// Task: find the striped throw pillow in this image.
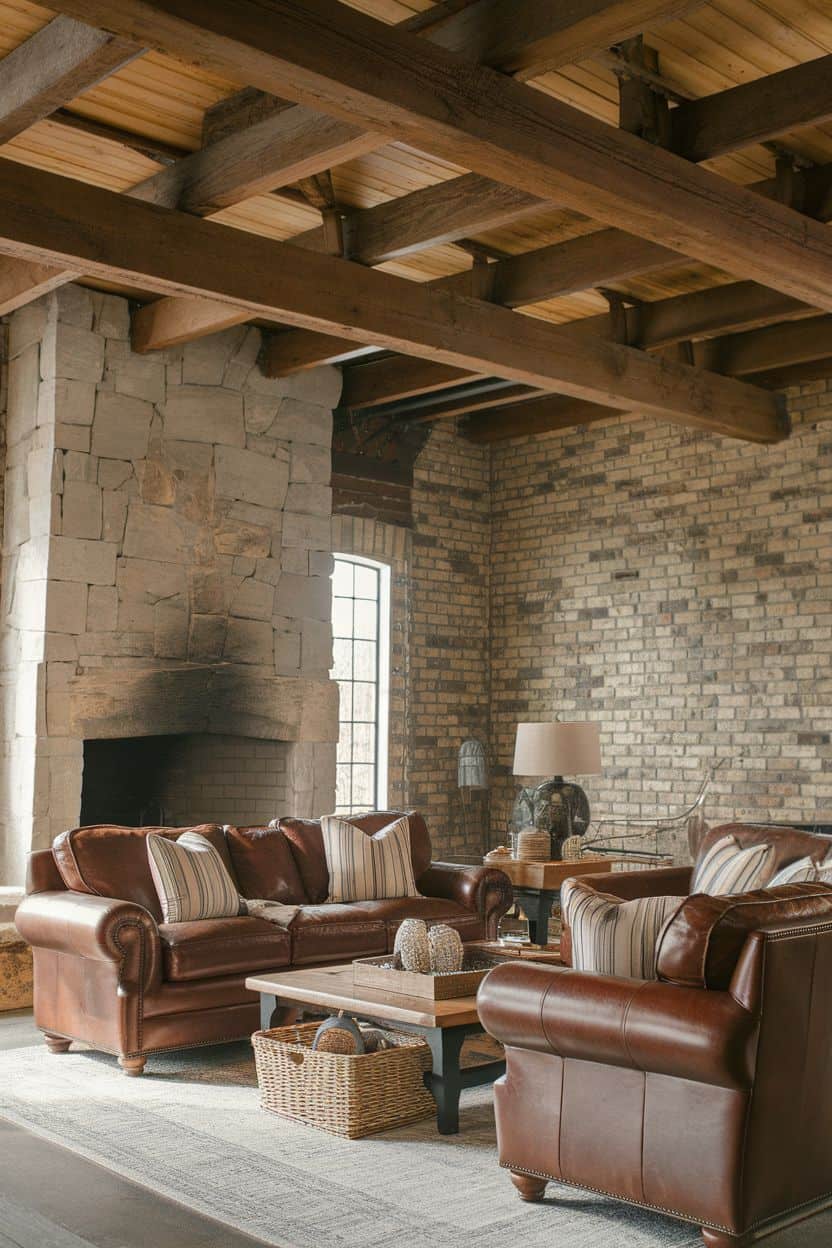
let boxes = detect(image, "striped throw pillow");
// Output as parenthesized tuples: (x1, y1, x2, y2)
(691, 834, 775, 896)
(768, 852, 832, 888)
(147, 831, 242, 924)
(562, 878, 684, 980)
(320, 814, 419, 904)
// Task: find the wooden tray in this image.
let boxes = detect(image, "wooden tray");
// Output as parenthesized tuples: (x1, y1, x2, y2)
(352, 953, 497, 1000)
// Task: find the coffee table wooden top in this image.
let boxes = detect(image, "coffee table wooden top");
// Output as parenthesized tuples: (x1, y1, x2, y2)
(246, 962, 483, 1029)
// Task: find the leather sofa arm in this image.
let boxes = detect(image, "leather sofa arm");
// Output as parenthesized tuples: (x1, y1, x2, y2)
(419, 862, 513, 938)
(478, 960, 757, 1091)
(15, 891, 161, 995)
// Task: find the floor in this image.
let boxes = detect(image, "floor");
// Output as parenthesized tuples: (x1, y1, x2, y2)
(1, 1009, 832, 1248)
(0, 1010, 272, 1248)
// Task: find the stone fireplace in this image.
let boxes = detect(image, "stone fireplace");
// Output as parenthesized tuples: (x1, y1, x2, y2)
(0, 286, 341, 890)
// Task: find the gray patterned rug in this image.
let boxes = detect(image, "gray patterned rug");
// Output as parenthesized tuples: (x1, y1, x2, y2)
(0, 1041, 698, 1248)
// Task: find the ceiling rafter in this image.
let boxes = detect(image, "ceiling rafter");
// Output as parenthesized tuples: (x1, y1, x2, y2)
(0, 14, 142, 145)
(0, 157, 786, 444)
(42, 0, 738, 352)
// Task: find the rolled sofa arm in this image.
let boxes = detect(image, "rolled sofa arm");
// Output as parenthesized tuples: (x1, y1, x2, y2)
(419, 862, 513, 938)
(15, 892, 161, 995)
(478, 960, 757, 1091)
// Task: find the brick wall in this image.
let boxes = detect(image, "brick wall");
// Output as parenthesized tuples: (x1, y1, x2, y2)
(333, 426, 492, 858)
(488, 386, 832, 855)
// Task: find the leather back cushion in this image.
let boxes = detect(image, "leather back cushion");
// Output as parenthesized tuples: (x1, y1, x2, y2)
(52, 824, 233, 921)
(695, 823, 832, 883)
(225, 825, 307, 903)
(276, 811, 432, 904)
(656, 882, 832, 990)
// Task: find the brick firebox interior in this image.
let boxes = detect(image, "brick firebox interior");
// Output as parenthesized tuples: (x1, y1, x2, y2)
(1, 287, 831, 893)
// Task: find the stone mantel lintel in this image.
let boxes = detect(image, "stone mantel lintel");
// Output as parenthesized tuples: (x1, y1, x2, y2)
(66, 664, 339, 744)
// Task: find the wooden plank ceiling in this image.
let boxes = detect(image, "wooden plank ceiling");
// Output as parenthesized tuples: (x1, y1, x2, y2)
(0, 0, 830, 446)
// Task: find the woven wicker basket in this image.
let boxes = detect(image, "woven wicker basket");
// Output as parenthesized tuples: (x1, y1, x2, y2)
(252, 1021, 434, 1138)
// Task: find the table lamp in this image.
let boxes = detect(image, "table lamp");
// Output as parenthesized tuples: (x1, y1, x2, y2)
(512, 722, 602, 858)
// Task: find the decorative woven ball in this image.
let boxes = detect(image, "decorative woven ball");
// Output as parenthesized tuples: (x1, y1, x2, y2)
(312, 1013, 365, 1055)
(394, 918, 431, 973)
(561, 835, 584, 861)
(427, 923, 464, 974)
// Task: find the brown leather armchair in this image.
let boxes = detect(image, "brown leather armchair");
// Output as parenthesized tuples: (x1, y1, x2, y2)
(16, 811, 512, 1075)
(479, 880, 832, 1247)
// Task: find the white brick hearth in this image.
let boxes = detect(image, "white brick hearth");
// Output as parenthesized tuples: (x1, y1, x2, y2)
(0, 287, 341, 887)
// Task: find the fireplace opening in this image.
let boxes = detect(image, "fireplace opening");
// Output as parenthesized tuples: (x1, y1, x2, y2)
(80, 734, 291, 828)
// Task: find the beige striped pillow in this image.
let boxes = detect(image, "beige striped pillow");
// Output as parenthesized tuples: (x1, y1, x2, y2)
(691, 834, 775, 896)
(147, 831, 242, 924)
(320, 814, 420, 904)
(562, 878, 685, 980)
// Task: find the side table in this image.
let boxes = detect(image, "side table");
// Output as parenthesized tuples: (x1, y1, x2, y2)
(482, 857, 632, 944)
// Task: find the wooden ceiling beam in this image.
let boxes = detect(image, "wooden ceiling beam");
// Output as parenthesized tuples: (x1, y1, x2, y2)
(461, 395, 618, 442)
(697, 314, 832, 379)
(0, 15, 142, 145)
(418, 0, 707, 81)
(43, 0, 832, 316)
(85, 0, 685, 352)
(340, 280, 813, 410)
(302, 172, 544, 264)
(0, 158, 786, 444)
(0, 256, 77, 316)
(129, 106, 381, 215)
(671, 54, 832, 164)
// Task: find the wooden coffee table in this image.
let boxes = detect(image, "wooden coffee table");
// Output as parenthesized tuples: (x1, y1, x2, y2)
(246, 962, 506, 1135)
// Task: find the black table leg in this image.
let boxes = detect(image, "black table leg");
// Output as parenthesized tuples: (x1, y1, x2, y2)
(515, 888, 557, 944)
(423, 1027, 468, 1135)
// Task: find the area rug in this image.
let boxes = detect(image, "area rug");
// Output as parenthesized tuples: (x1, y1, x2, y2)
(0, 1041, 698, 1248)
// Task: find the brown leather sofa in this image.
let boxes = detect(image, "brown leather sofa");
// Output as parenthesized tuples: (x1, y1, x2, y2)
(478, 823, 832, 1246)
(15, 811, 512, 1075)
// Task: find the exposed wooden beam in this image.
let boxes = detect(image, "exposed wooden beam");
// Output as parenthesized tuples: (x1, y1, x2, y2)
(743, 357, 832, 390)
(462, 395, 618, 442)
(44, 0, 832, 317)
(631, 282, 811, 350)
(340, 280, 813, 410)
(131, 297, 251, 353)
(671, 54, 832, 164)
(0, 256, 77, 315)
(419, 0, 707, 81)
(0, 158, 786, 444)
(341, 356, 480, 410)
(129, 105, 381, 215)
(699, 314, 832, 378)
(311, 173, 544, 265)
(0, 16, 141, 144)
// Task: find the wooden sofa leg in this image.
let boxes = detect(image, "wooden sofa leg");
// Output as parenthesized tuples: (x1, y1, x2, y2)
(118, 1056, 147, 1077)
(511, 1173, 549, 1202)
(44, 1033, 71, 1054)
(701, 1229, 750, 1247)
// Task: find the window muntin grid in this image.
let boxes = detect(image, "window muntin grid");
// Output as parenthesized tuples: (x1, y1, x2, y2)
(331, 555, 389, 814)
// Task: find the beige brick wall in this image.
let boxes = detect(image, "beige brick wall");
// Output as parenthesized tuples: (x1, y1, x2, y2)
(333, 426, 492, 858)
(489, 386, 832, 852)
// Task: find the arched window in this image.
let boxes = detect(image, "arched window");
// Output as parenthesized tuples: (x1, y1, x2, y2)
(331, 554, 390, 814)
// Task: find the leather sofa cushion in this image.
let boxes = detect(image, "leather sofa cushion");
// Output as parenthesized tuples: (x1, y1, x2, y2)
(52, 824, 232, 922)
(226, 825, 307, 903)
(277, 810, 433, 904)
(656, 882, 832, 989)
(695, 822, 832, 885)
(290, 897, 485, 965)
(159, 916, 291, 981)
